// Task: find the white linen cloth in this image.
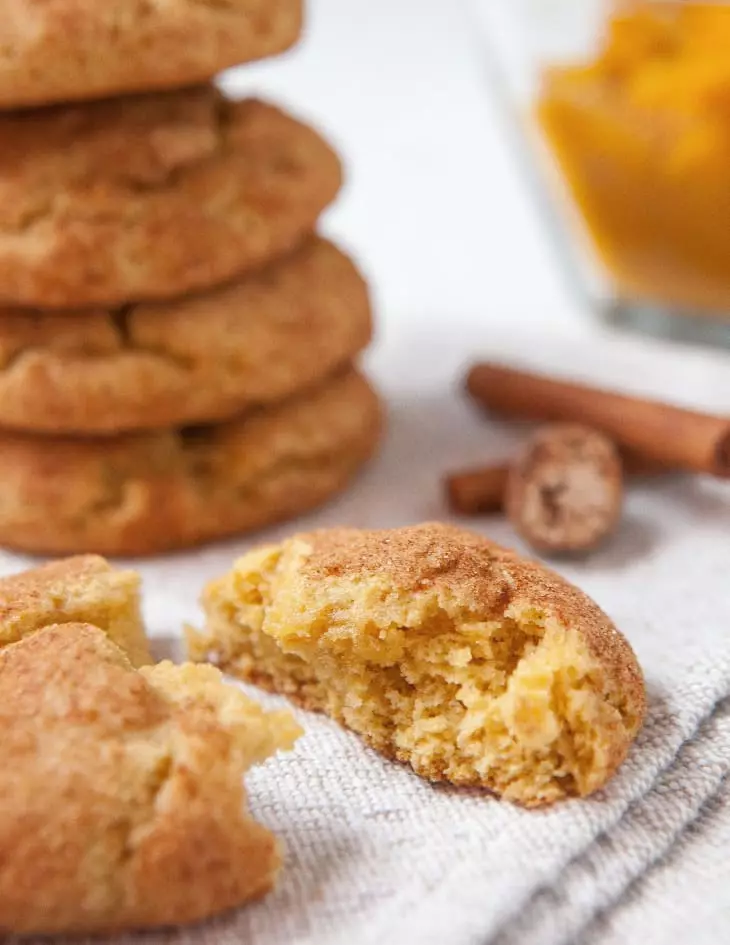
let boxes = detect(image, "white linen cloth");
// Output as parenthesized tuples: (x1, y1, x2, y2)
(589, 743, 730, 945)
(493, 697, 730, 945)
(3, 325, 729, 945)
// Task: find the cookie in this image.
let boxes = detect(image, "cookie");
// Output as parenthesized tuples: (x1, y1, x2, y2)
(0, 369, 381, 557)
(0, 237, 371, 435)
(0, 554, 150, 666)
(0, 624, 301, 934)
(0, 88, 341, 308)
(0, 0, 302, 109)
(190, 522, 645, 807)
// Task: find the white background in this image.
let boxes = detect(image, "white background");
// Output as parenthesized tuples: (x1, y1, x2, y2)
(221, 0, 730, 396)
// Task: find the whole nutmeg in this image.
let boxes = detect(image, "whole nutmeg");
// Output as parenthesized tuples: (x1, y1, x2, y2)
(505, 423, 624, 554)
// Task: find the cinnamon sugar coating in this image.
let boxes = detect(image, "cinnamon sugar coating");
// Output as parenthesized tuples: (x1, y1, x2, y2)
(0, 554, 150, 666)
(190, 523, 645, 806)
(0, 624, 300, 934)
(0, 238, 371, 434)
(0, 89, 341, 307)
(0, 369, 381, 556)
(0, 0, 302, 108)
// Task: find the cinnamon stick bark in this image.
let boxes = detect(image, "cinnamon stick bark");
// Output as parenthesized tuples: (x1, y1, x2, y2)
(446, 465, 509, 514)
(446, 450, 663, 515)
(465, 363, 730, 478)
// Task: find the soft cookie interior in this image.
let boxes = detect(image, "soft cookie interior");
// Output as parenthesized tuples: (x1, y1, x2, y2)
(189, 530, 644, 807)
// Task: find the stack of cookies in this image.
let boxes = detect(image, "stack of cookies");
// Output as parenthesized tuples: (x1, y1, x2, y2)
(0, 1, 381, 557)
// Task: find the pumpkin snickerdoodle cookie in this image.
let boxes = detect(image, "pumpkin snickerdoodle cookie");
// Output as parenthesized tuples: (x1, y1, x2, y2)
(0, 554, 150, 666)
(0, 369, 381, 556)
(0, 87, 341, 307)
(0, 237, 371, 435)
(0, 0, 302, 109)
(0, 624, 300, 934)
(189, 522, 645, 807)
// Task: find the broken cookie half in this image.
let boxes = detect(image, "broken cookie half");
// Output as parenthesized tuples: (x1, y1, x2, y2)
(0, 554, 151, 666)
(189, 522, 645, 807)
(0, 624, 300, 935)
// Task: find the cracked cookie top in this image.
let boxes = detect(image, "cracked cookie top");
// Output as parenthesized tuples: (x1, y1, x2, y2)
(295, 522, 645, 713)
(0, 237, 372, 435)
(0, 554, 151, 666)
(0, 368, 382, 556)
(0, 623, 300, 934)
(0, 0, 303, 108)
(0, 87, 341, 307)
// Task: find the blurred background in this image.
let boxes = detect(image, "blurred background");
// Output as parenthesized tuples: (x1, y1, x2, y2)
(224, 0, 730, 371)
(223, 0, 579, 365)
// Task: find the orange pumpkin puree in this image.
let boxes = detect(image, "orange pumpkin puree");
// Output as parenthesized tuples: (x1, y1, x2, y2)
(537, 2, 730, 316)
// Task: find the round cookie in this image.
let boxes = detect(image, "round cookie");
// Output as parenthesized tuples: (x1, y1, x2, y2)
(0, 369, 382, 557)
(0, 237, 371, 435)
(0, 624, 300, 934)
(0, 88, 341, 308)
(0, 0, 302, 109)
(191, 522, 646, 807)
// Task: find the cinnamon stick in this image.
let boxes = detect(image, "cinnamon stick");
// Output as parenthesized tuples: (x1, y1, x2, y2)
(446, 450, 666, 515)
(465, 363, 730, 478)
(446, 465, 509, 514)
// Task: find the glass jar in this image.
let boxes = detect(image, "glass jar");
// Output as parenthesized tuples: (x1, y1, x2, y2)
(470, 0, 730, 347)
